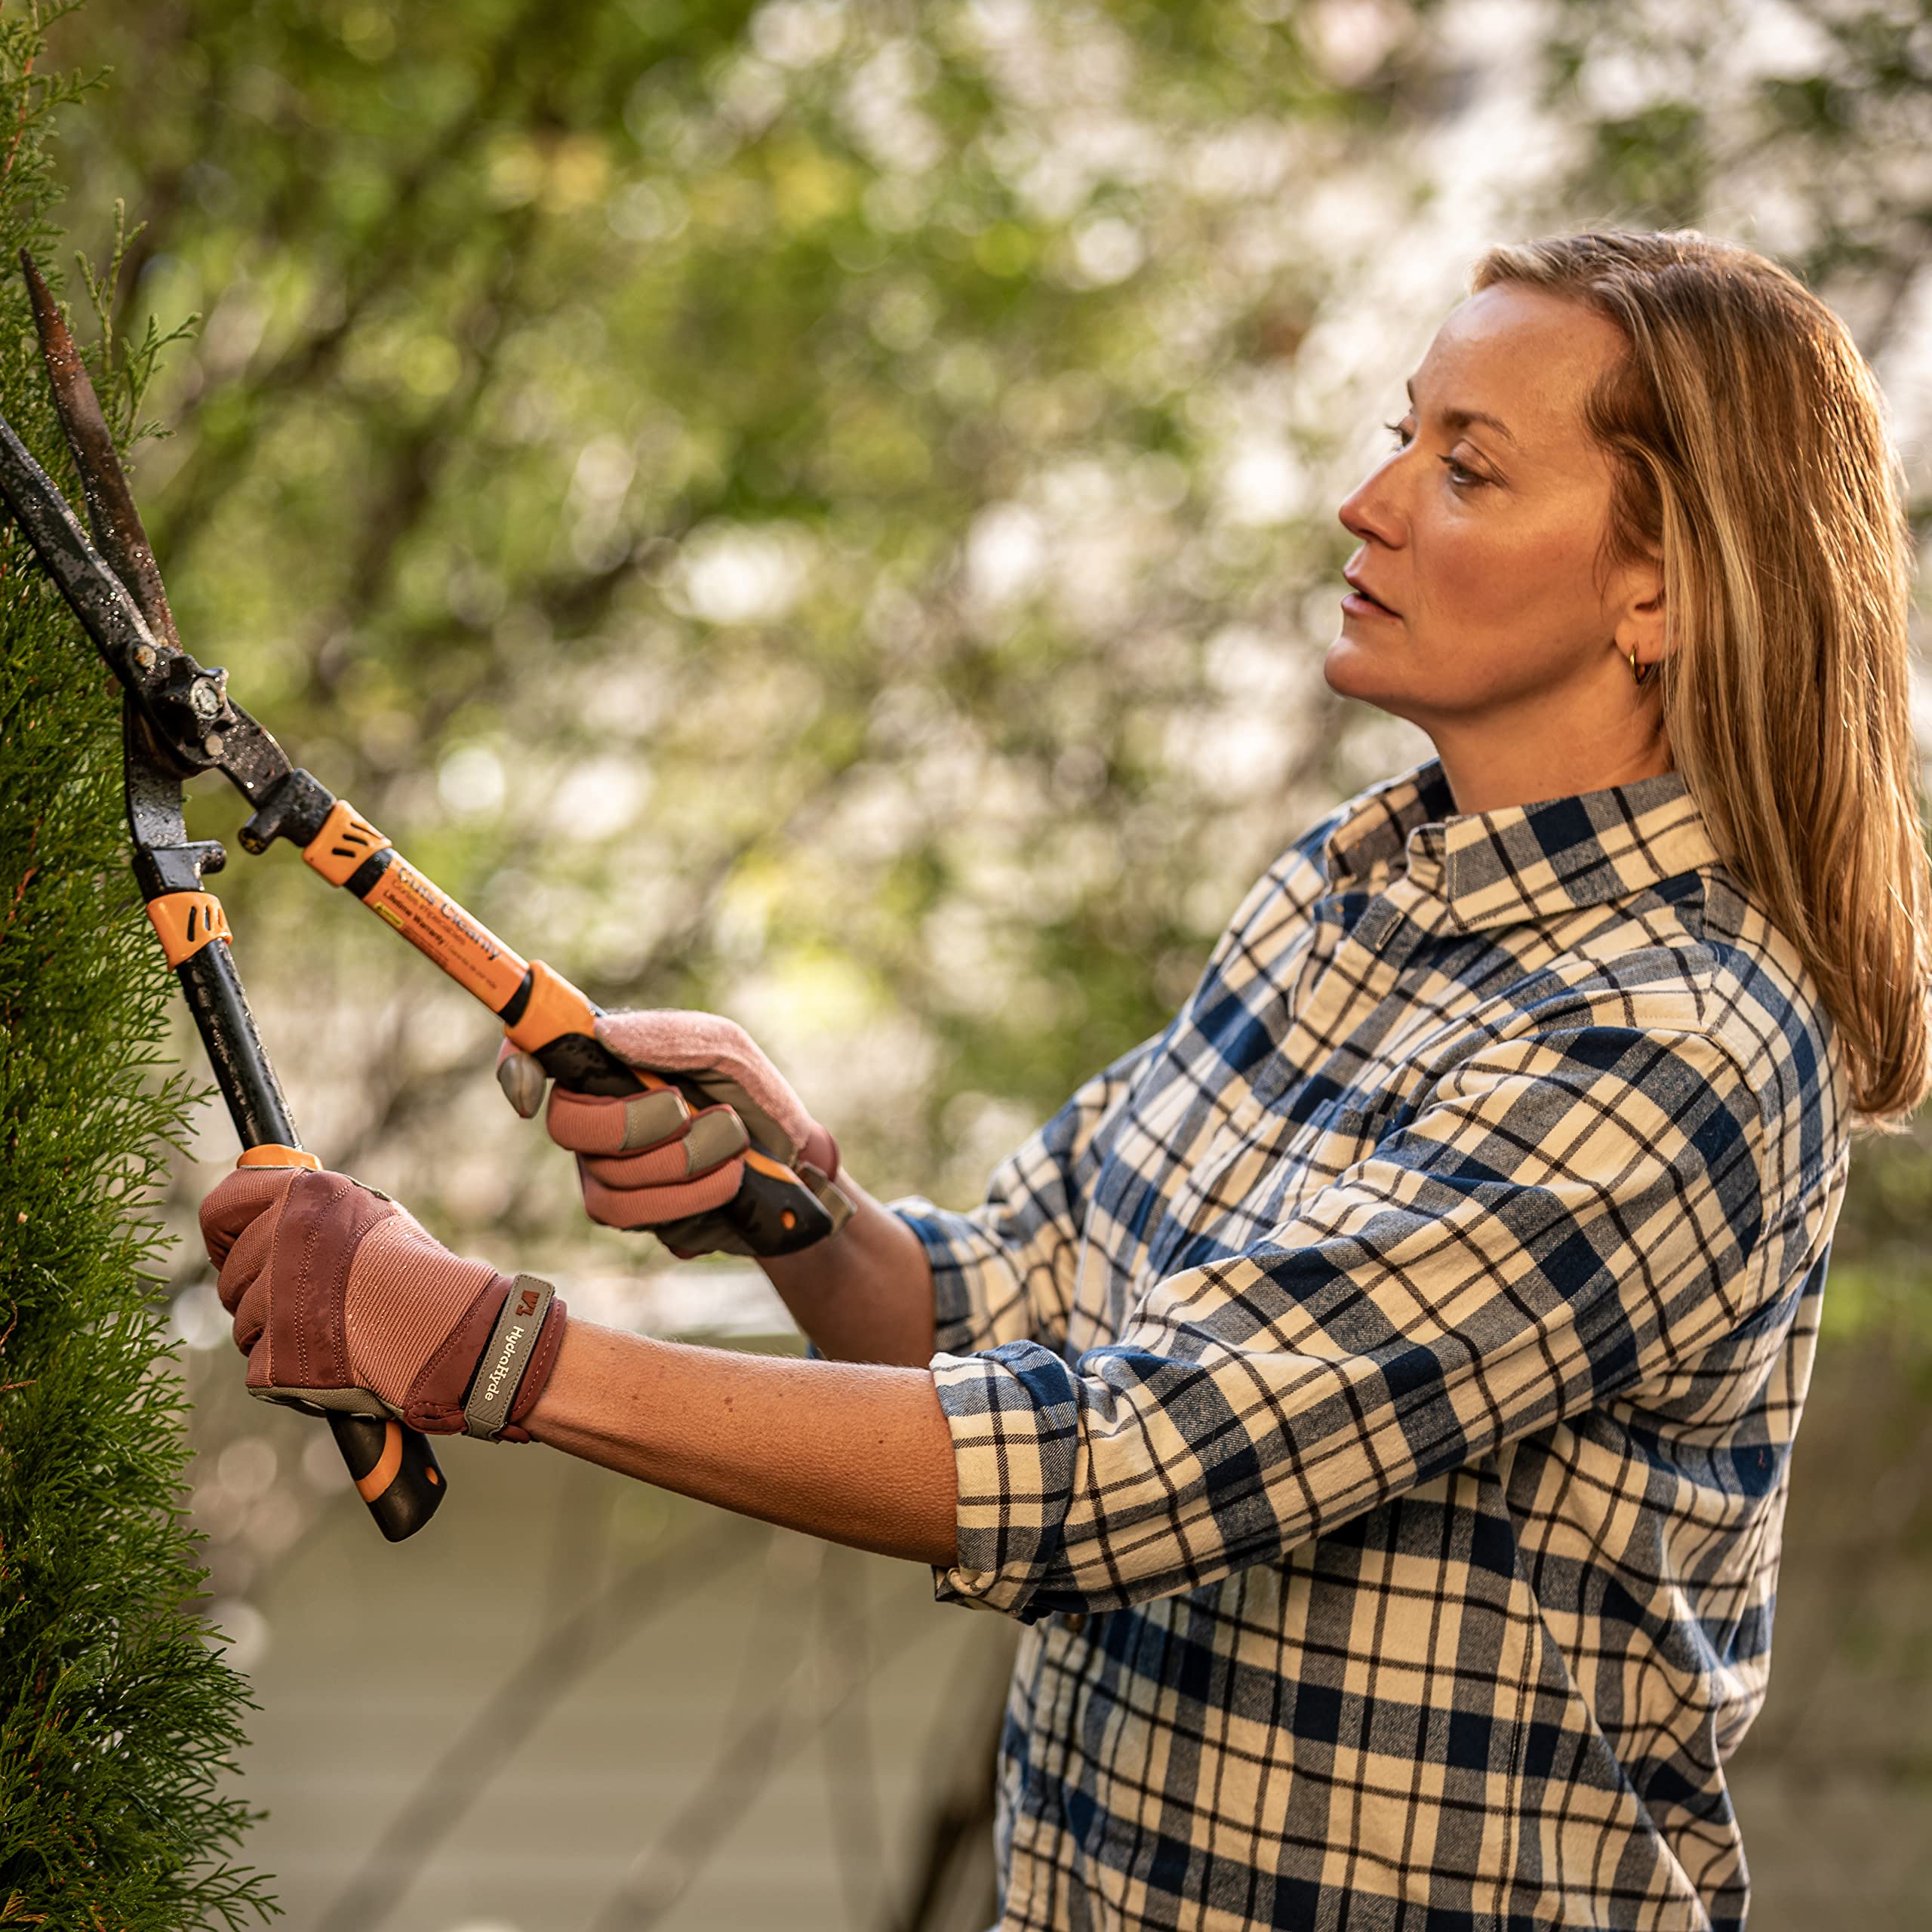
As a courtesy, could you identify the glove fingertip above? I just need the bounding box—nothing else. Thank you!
[497,1049,548,1118]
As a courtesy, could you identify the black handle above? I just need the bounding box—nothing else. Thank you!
[328,1412,445,1543]
[173,909,303,1146]
[173,937,448,1540]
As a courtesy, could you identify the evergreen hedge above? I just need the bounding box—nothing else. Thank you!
[0,14,274,1927]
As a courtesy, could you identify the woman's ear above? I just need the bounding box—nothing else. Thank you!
[1611,554,1669,672]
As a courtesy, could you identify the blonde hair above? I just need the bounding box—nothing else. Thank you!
[1472,230,1932,1124]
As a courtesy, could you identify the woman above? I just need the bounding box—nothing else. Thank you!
[202,231,1930,1930]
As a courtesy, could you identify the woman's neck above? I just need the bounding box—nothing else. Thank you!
[1425,690,1672,817]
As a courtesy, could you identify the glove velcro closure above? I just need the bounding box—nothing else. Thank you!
[396,1274,568,1441]
[462,1277,561,1439]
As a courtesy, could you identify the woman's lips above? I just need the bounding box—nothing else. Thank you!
[1341,576,1399,618]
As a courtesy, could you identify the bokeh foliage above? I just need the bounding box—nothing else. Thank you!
[45,0,1932,1456]
[48,0,1469,1281]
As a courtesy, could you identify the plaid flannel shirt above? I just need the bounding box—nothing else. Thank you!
[894,759,1849,1932]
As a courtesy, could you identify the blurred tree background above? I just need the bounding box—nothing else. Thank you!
[31,0,1932,1924]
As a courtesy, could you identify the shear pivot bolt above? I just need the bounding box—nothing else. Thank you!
[203,731,225,758]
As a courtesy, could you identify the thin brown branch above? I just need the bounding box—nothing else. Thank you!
[1,817,42,943]
[0,866,35,937]
[0,50,35,190]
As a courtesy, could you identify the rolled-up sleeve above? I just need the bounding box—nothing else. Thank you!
[891,1029,1168,1358]
[925,1021,1769,1620]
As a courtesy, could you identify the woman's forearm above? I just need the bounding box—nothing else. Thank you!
[755,1177,938,1367]
[523,1174,953,1561]
[523,1315,959,1567]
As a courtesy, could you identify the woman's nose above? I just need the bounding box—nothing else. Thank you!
[1338,456,1404,549]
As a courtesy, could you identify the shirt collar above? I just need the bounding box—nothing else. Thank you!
[1324,758,1721,931]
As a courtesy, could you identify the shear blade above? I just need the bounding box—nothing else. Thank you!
[0,409,161,676]
[20,249,181,651]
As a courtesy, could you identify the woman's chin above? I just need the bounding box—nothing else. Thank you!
[1322,631,1402,708]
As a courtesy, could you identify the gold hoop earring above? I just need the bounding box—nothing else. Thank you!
[1629,645,1651,688]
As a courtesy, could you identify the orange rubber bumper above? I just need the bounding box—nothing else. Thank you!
[146,890,231,967]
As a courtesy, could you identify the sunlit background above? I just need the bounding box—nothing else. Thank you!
[41,0,1932,1924]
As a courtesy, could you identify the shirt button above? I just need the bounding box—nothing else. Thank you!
[1062,1612,1087,1635]
[1354,900,1401,954]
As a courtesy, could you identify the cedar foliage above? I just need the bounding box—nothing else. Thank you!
[0,11,275,1926]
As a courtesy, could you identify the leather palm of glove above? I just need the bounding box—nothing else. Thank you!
[497,1010,851,1260]
[199,1164,567,1440]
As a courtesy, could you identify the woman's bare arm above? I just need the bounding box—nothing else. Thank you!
[753,1176,940,1367]
[523,1314,958,1566]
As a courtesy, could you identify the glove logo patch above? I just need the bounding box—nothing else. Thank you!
[482,1325,528,1409]
[462,1276,555,1440]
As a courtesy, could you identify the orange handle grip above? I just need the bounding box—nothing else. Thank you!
[300,802,838,1254]
[361,854,530,1009]
[504,957,598,1056]
[303,804,617,1072]
[302,800,530,1011]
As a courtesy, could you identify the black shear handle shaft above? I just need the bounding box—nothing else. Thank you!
[173,915,303,1149]
[171,934,447,1543]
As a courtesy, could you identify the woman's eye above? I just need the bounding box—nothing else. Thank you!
[1441,455,1488,488]
[1384,419,1413,448]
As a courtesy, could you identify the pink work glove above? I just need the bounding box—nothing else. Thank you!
[199,1164,568,1441]
[496,1011,849,1258]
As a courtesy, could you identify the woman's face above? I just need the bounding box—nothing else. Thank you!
[1326,283,1654,740]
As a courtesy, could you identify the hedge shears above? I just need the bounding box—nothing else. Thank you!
[0,252,841,1541]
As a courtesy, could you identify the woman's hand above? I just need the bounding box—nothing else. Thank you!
[199,1163,567,1439]
[497,1010,848,1257]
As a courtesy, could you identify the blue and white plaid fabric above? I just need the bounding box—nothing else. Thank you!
[895,758,1849,1932]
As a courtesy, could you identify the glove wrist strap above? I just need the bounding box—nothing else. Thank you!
[462,1275,557,1439]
